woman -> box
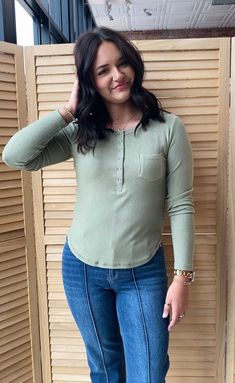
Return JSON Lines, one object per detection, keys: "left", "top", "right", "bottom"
{"left": 2, "top": 27, "right": 195, "bottom": 383}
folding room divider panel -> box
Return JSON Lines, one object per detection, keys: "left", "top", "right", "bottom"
{"left": 0, "top": 42, "right": 41, "bottom": 383}
{"left": 227, "top": 37, "right": 235, "bottom": 383}
{"left": 0, "top": 37, "right": 231, "bottom": 383}
{"left": 136, "top": 38, "right": 230, "bottom": 383}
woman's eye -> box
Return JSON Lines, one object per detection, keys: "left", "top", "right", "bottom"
{"left": 97, "top": 68, "right": 108, "bottom": 76}
{"left": 119, "top": 60, "right": 128, "bottom": 67}
{"left": 96, "top": 61, "right": 128, "bottom": 76}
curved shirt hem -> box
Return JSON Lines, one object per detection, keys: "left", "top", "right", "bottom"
{"left": 66, "top": 234, "right": 163, "bottom": 269}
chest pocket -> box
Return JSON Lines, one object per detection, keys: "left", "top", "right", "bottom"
{"left": 139, "top": 153, "right": 164, "bottom": 182}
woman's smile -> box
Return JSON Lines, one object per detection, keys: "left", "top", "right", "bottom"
{"left": 112, "top": 81, "right": 130, "bottom": 91}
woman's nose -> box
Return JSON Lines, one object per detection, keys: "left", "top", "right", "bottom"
{"left": 112, "top": 66, "right": 124, "bottom": 80}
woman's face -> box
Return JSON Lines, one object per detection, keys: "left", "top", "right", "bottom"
{"left": 92, "top": 41, "right": 135, "bottom": 106}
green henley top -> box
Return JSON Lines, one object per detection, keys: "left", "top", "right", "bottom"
{"left": 2, "top": 110, "right": 195, "bottom": 269}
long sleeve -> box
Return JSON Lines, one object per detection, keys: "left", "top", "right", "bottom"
{"left": 2, "top": 110, "right": 76, "bottom": 171}
{"left": 166, "top": 115, "right": 195, "bottom": 270}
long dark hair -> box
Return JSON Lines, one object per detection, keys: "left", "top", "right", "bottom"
{"left": 73, "top": 27, "right": 167, "bottom": 153}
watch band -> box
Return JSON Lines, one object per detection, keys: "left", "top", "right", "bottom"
{"left": 174, "top": 269, "right": 195, "bottom": 282}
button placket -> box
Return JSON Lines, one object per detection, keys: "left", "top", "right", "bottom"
{"left": 116, "top": 131, "right": 124, "bottom": 191}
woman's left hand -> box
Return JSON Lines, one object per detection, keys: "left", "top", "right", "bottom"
{"left": 162, "top": 279, "right": 189, "bottom": 331}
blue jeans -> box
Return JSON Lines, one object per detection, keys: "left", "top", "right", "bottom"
{"left": 62, "top": 240, "right": 170, "bottom": 383}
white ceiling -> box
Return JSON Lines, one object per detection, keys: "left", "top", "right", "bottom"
{"left": 87, "top": 0, "right": 235, "bottom": 31}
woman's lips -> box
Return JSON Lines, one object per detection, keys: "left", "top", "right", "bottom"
{"left": 113, "top": 82, "right": 129, "bottom": 91}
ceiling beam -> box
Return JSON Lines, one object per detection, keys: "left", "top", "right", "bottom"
{"left": 122, "top": 27, "right": 235, "bottom": 40}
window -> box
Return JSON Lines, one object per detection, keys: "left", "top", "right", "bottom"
{"left": 15, "top": 0, "right": 34, "bottom": 45}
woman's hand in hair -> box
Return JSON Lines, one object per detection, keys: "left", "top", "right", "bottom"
{"left": 66, "top": 76, "right": 80, "bottom": 116}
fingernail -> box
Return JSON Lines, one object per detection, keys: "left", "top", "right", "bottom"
{"left": 162, "top": 313, "right": 167, "bottom": 318}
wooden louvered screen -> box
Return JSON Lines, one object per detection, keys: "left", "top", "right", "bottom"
{"left": 24, "top": 44, "right": 78, "bottom": 383}
{"left": 0, "top": 43, "right": 41, "bottom": 383}
{"left": 23, "top": 38, "right": 230, "bottom": 383}
{"left": 137, "top": 38, "right": 230, "bottom": 383}
{"left": 227, "top": 37, "right": 235, "bottom": 383}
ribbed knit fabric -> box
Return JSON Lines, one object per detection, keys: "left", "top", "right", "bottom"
{"left": 2, "top": 110, "right": 195, "bottom": 269}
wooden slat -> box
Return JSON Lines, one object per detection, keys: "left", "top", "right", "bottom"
{"left": 36, "top": 55, "right": 74, "bottom": 66}
{"left": 0, "top": 345, "right": 31, "bottom": 370}
{"left": 0, "top": 109, "right": 18, "bottom": 118}
{"left": 0, "top": 100, "right": 17, "bottom": 110}
{"left": 0, "top": 81, "right": 16, "bottom": 91}
{"left": 0, "top": 91, "right": 17, "bottom": 101}
{"left": 141, "top": 50, "right": 219, "bottom": 61}
{"left": 0, "top": 73, "right": 16, "bottom": 83}
{"left": 38, "top": 92, "right": 71, "bottom": 102}
{"left": 0, "top": 197, "right": 24, "bottom": 207}
{"left": 133, "top": 38, "right": 221, "bottom": 51}
{"left": 155, "top": 88, "right": 219, "bottom": 98}
{"left": 0, "top": 118, "right": 18, "bottom": 128}
{"left": 144, "top": 79, "right": 219, "bottom": 89}
{"left": 0, "top": 53, "right": 15, "bottom": 64}
{"left": 0, "top": 247, "right": 26, "bottom": 262}
{"left": 37, "top": 74, "right": 74, "bottom": 84}
{"left": 0, "top": 289, "right": 29, "bottom": 309}
{"left": 145, "top": 69, "right": 219, "bottom": 80}
{"left": 1, "top": 364, "right": 33, "bottom": 383}
{"left": 144, "top": 59, "right": 219, "bottom": 70}
{"left": 36, "top": 65, "right": 74, "bottom": 75}
{"left": 0, "top": 187, "right": 22, "bottom": 197}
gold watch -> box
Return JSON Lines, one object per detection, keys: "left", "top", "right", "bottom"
{"left": 174, "top": 269, "right": 195, "bottom": 282}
